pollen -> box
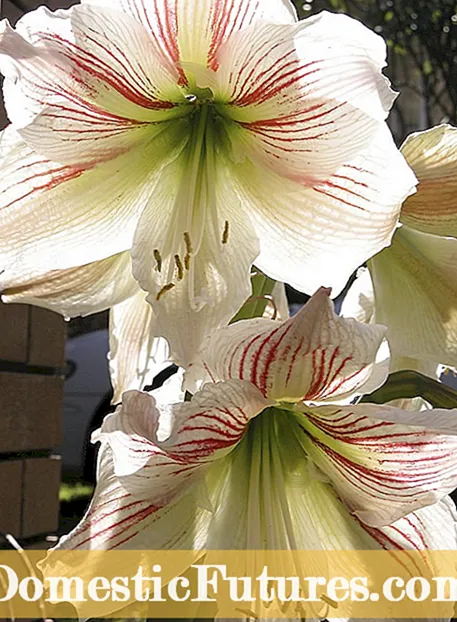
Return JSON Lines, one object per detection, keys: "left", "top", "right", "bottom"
{"left": 184, "top": 253, "right": 191, "bottom": 270}
{"left": 156, "top": 282, "right": 175, "bottom": 301}
{"left": 174, "top": 254, "right": 184, "bottom": 281}
{"left": 222, "top": 220, "right": 229, "bottom": 244}
{"left": 153, "top": 249, "right": 162, "bottom": 272}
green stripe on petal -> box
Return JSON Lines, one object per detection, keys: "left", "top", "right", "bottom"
{"left": 292, "top": 403, "right": 457, "bottom": 527}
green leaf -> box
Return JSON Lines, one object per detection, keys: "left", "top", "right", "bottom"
{"left": 230, "top": 270, "right": 276, "bottom": 322}
{"left": 384, "top": 10, "right": 394, "bottom": 22}
{"left": 360, "top": 370, "right": 457, "bottom": 409}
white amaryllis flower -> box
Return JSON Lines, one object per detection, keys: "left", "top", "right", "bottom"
{"left": 50, "top": 289, "right": 457, "bottom": 555}
{"left": 343, "top": 124, "right": 457, "bottom": 372}
{"left": 0, "top": 1, "right": 416, "bottom": 364}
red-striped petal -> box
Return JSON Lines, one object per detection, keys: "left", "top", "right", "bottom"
{"left": 82, "top": 0, "right": 296, "bottom": 72}
{"left": 230, "top": 125, "right": 416, "bottom": 297}
{"left": 218, "top": 12, "right": 395, "bottom": 184}
{"left": 0, "top": 123, "right": 185, "bottom": 283}
{"left": 190, "top": 287, "right": 386, "bottom": 403}
{"left": 0, "top": 5, "right": 184, "bottom": 165}
{"left": 366, "top": 496, "right": 457, "bottom": 551}
{"left": 297, "top": 403, "right": 457, "bottom": 527}
{"left": 97, "top": 380, "right": 269, "bottom": 499}
{"left": 51, "top": 445, "right": 211, "bottom": 551}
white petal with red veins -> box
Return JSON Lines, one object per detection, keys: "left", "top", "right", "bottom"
{"left": 50, "top": 444, "right": 212, "bottom": 551}
{"left": 229, "top": 126, "right": 416, "bottom": 297}
{"left": 81, "top": 0, "right": 296, "bottom": 72}
{"left": 217, "top": 12, "right": 396, "bottom": 184}
{"left": 97, "top": 380, "right": 270, "bottom": 498}
{"left": 296, "top": 403, "right": 457, "bottom": 527}
{"left": 366, "top": 496, "right": 457, "bottom": 550}
{"left": 0, "top": 5, "right": 184, "bottom": 161}
{"left": 193, "top": 287, "right": 386, "bottom": 403}
{"left": 0, "top": 122, "right": 186, "bottom": 283}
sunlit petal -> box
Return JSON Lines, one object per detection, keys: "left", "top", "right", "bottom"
{"left": 1, "top": 251, "right": 137, "bottom": 317}
{"left": 370, "top": 226, "right": 457, "bottom": 369}
{"left": 97, "top": 380, "right": 269, "bottom": 497}
{"left": 401, "top": 124, "right": 457, "bottom": 237}
{"left": 109, "top": 290, "right": 170, "bottom": 402}
{"left": 230, "top": 126, "right": 416, "bottom": 296}
{"left": 51, "top": 444, "right": 210, "bottom": 551}
{"left": 0, "top": 123, "right": 186, "bottom": 283}
{"left": 191, "top": 287, "right": 386, "bottom": 403}
{"left": 218, "top": 12, "right": 395, "bottom": 183}
{"left": 296, "top": 403, "right": 457, "bottom": 527}
{"left": 81, "top": 0, "right": 297, "bottom": 70}
{"left": 132, "top": 144, "right": 259, "bottom": 366}
{"left": 367, "top": 496, "right": 457, "bottom": 551}
{"left": 0, "top": 5, "right": 184, "bottom": 164}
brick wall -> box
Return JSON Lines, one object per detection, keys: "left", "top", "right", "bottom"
{"left": 0, "top": 301, "right": 65, "bottom": 538}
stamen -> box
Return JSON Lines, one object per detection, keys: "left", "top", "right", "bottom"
{"left": 183, "top": 232, "right": 192, "bottom": 271}
{"left": 174, "top": 254, "right": 184, "bottom": 281}
{"left": 321, "top": 594, "right": 338, "bottom": 609}
{"left": 222, "top": 220, "right": 229, "bottom": 244}
{"left": 183, "top": 231, "right": 193, "bottom": 254}
{"left": 153, "top": 249, "right": 162, "bottom": 272}
{"left": 156, "top": 283, "right": 175, "bottom": 301}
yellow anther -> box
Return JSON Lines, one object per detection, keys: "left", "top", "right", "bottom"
{"left": 183, "top": 231, "right": 193, "bottom": 254}
{"left": 153, "top": 249, "right": 162, "bottom": 272}
{"left": 156, "top": 283, "right": 175, "bottom": 301}
{"left": 222, "top": 220, "right": 229, "bottom": 244}
{"left": 184, "top": 253, "right": 191, "bottom": 271}
{"left": 174, "top": 254, "right": 184, "bottom": 281}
